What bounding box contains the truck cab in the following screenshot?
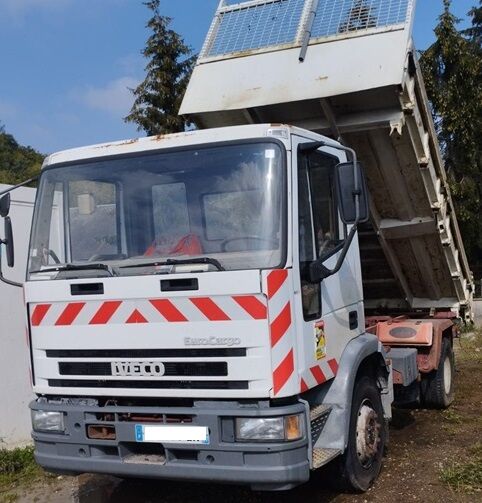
[0,0,469,492]
[14,124,388,491]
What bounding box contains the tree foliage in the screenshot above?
[0,124,43,185]
[124,0,196,136]
[420,0,482,265]
[464,0,482,47]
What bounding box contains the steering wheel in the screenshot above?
[221,236,278,252]
[48,249,61,264]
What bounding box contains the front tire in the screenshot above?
[420,337,455,409]
[334,376,387,492]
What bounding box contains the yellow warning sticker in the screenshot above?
[315,321,326,360]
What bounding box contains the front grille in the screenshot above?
[47,348,246,358]
[48,379,249,390]
[58,361,227,377]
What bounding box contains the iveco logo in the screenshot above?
[184,337,241,347]
[111,362,165,377]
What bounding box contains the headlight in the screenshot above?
[31,410,65,433]
[235,414,303,442]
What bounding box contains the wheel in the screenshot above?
[420,337,455,409]
[334,376,386,492]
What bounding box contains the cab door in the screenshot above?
[291,136,364,392]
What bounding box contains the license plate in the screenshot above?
[135,424,210,444]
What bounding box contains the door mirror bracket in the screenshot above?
[308,222,358,283]
[309,260,333,283]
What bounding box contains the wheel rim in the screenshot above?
[443,355,452,395]
[355,399,382,469]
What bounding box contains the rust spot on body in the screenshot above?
[94,138,139,149]
[120,138,139,145]
[152,131,192,142]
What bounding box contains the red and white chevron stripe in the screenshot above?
[263,269,297,398]
[299,358,339,392]
[29,295,267,327]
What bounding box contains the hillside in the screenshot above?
[0,125,43,185]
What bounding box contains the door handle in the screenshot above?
[349,310,358,330]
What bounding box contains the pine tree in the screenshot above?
[464,0,482,48]
[420,0,482,264]
[339,0,377,33]
[124,0,196,136]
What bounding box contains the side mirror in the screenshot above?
[0,193,10,217]
[335,162,369,225]
[4,217,14,267]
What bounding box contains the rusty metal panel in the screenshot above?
[377,321,433,346]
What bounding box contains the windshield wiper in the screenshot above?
[119,257,225,272]
[30,263,116,277]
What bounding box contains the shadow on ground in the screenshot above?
[75,469,342,503]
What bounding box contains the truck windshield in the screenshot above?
[28,141,285,279]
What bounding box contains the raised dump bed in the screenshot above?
[180,0,473,319]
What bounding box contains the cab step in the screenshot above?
[310,404,331,445]
[309,404,340,468]
[312,448,341,469]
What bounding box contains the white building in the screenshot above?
[0,184,36,448]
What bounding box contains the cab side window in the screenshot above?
[308,151,339,257]
[298,150,339,320]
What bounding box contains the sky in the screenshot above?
[0,0,476,154]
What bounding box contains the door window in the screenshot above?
[298,150,339,320]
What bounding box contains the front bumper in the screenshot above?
[30,399,310,491]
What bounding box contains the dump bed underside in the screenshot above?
[181,0,473,317]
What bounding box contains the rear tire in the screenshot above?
[420,337,455,409]
[333,376,386,492]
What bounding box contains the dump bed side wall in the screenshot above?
[347,55,472,316]
[180,0,473,318]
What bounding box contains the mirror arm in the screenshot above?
[0,176,39,197]
[310,223,358,282]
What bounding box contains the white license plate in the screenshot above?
[135,424,210,444]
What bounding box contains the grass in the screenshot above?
[457,328,482,364]
[0,446,60,503]
[440,443,482,494]
[441,408,462,424]
[438,328,482,494]
[0,446,43,502]
[0,495,18,503]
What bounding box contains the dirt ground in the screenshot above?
[2,334,481,503]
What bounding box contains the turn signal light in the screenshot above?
[285,414,302,441]
[87,424,116,440]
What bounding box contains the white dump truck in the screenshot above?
[0,0,473,492]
